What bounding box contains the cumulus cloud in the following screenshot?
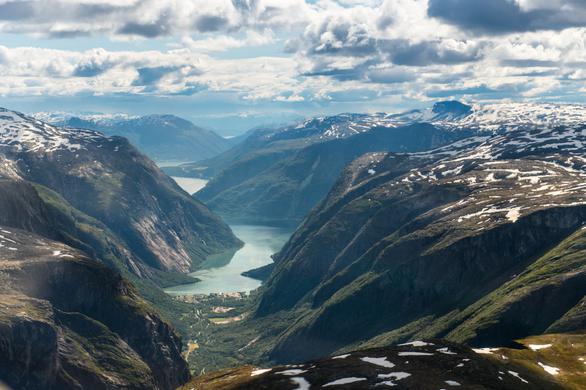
[0,0,585,107]
[0,0,313,38]
[428,0,586,34]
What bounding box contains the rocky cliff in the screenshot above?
[0,228,189,390]
[0,108,241,277]
[255,119,586,362]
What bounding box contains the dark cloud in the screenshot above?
[132,66,179,86]
[383,39,483,66]
[0,1,35,20]
[73,59,113,78]
[428,0,586,34]
[295,14,485,84]
[117,13,171,37]
[193,15,229,32]
[48,30,92,39]
[302,67,364,81]
[365,68,416,84]
[73,3,128,19]
[500,59,559,67]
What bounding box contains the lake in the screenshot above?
[164,225,292,295]
[171,176,209,195]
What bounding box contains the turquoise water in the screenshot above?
[164,225,291,295]
[171,177,208,195]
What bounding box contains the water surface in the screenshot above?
[165,225,291,295]
[171,176,208,195]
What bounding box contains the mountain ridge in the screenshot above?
[33,111,233,163]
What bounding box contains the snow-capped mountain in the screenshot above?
[0,108,107,153]
[189,100,586,225]
[255,101,586,145]
[257,111,586,364]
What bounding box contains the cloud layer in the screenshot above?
[0,0,585,110]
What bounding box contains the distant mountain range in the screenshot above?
[169,101,586,226]
[34,112,233,163]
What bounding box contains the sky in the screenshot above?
[1,0,586,135]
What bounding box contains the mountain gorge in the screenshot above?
[251,104,586,363]
[2,102,586,390]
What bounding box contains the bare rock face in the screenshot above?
[0,228,190,390]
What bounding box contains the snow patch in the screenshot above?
[360,356,395,368]
[323,377,366,387]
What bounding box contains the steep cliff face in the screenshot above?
[0,228,189,390]
[255,122,586,362]
[0,108,241,275]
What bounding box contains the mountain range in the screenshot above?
[170,101,586,227]
[171,102,586,390]
[247,102,586,363]
[2,101,586,390]
[35,112,233,163]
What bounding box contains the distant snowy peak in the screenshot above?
[451,102,586,132]
[272,101,586,143]
[33,111,137,125]
[0,108,108,153]
[388,101,586,132]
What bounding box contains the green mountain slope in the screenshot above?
[252,123,586,363]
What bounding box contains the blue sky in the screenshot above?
[1,0,586,135]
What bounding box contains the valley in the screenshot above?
[1,102,585,390]
[4,2,586,388]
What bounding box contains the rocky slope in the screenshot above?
[0,228,189,390]
[35,112,231,163]
[180,338,570,389]
[0,108,241,277]
[253,108,586,362]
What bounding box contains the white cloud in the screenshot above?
[0,0,585,107]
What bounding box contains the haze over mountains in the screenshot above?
[35,112,234,163]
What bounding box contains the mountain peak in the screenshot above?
[432,100,472,116]
[0,108,106,153]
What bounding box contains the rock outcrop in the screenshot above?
[0,228,190,390]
